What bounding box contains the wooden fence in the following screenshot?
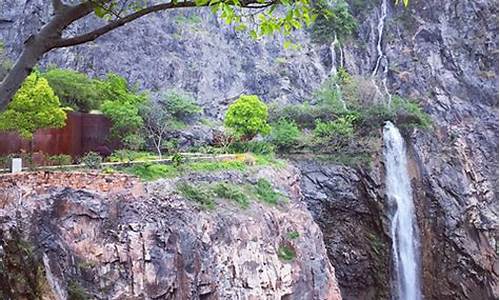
[0,112,114,158]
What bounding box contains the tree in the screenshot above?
[224,94,271,140]
[99,73,146,148]
[141,89,201,158]
[270,118,301,150]
[0,0,319,111]
[0,72,66,140]
[43,68,102,112]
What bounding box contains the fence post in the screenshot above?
[11,158,22,173]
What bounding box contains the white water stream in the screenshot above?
[329,32,347,110]
[383,121,421,300]
[372,0,392,106]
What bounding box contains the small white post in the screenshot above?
[11,158,22,173]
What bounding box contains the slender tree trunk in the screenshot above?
[0,36,48,111]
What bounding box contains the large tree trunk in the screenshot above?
[0,36,49,111]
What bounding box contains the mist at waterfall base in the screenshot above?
[383,121,421,300]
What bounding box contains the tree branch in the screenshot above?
[54,1,199,48]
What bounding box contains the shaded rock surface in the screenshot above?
[0,168,341,299]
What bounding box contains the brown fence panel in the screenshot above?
[0,112,114,158]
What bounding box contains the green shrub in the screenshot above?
[310,0,357,43]
[0,72,67,139]
[162,89,202,121]
[391,96,432,129]
[108,150,158,162]
[187,160,246,172]
[228,140,276,155]
[224,95,271,140]
[48,154,72,166]
[314,115,356,139]
[212,182,250,208]
[126,163,177,180]
[287,231,300,240]
[270,119,301,150]
[43,68,101,112]
[254,178,281,205]
[171,153,184,167]
[80,152,102,169]
[277,245,296,261]
[176,182,214,209]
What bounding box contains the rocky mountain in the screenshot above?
[0,0,498,299]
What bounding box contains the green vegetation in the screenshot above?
[176,181,215,209]
[224,95,271,140]
[43,68,102,112]
[125,163,177,181]
[287,231,300,240]
[107,150,158,163]
[270,119,301,150]
[255,178,282,205]
[67,280,89,300]
[277,245,296,261]
[48,154,72,166]
[310,0,357,44]
[80,151,102,169]
[212,182,250,208]
[0,72,67,139]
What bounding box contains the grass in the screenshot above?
[277,245,296,261]
[124,163,178,181]
[186,160,246,172]
[176,182,215,209]
[254,178,282,205]
[212,182,250,208]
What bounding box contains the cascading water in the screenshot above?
[383,121,421,300]
[372,0,392,106]
[329,33,347,110]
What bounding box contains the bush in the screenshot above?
[270,119,301,150]
[212,182,250,208]
[277,245,296,261]
[310,0,357,44]
[43,68,101,112]
[287,231,300,240]
[224,95,271,140]
[391,96,432,129]
[162,89,202,121]
[107,150,157,162]
[187,160,246,172]
[254,178,281,205]
[176,182,214,209]
[314,114,356,139]
[228,140,276,155]
[126,163,177,180]
[122,134,145,151]
[80,152,102,169]
[0,72,67,139]
[48,154,72,166]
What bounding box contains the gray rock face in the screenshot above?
[0,167,341,299]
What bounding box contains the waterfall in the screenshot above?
[329,33,347,110]
[383,121,421,300]
[371,0,392,107]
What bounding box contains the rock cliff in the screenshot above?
[0,168,341,299]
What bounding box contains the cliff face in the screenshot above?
[0,0,498,299]
[0,169,341,299]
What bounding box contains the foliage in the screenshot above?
[107,150,158,162]
[100,73,145,142]
[310,0,357,43]
[254,178,281,205]
[172,153,184,167]
[126,163,177,180]
[212,182,250,208]
[161,89,202,121]
[48,154,72,166]
[228,140,276,155]
[314,114,357,139]
[277,245,296,261]
[141,90,200,157]
[270,119,301,150]
[176,182,214,209]
[42,68,102,112]
[224,95,271,140]
[390,96,432,128]
[80,151,102,169]
[67,280,89,300]
[287,231,300,240]
[0,72,67,139]
[186,160,247,172]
